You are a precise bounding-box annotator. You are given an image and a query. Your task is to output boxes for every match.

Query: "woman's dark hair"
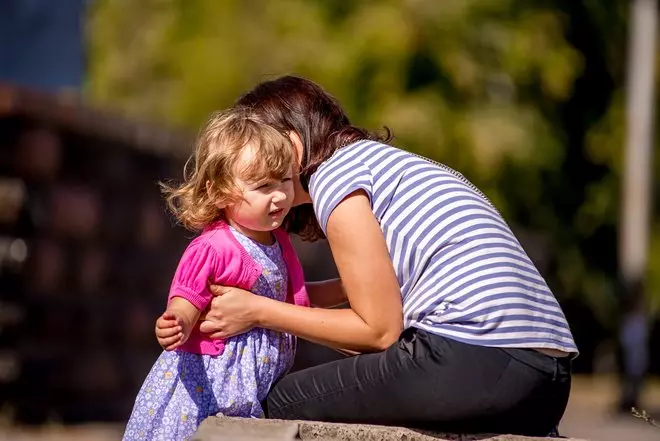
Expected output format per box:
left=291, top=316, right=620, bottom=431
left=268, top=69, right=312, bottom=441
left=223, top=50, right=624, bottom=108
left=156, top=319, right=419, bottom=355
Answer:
left=235, top=75, right=391, bottom=241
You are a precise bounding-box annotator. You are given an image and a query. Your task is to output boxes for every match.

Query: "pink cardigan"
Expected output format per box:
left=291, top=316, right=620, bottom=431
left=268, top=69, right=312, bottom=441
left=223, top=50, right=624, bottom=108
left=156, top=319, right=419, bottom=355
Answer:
left=167, top=220, right=309, bottom=355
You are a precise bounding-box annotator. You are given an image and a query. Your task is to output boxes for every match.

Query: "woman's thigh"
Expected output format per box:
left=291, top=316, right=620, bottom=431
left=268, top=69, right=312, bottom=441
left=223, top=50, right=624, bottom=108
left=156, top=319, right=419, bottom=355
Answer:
left=267, top=328, right=434, bottom=424
left=266, top=328, right=570, bottom=435
left=289, top=339, right=348, bottom=373
left=266, top=328, right=509, bottom=425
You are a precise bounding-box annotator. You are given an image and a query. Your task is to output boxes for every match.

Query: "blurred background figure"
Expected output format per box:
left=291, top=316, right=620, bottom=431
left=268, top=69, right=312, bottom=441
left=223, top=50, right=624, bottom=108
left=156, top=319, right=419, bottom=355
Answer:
left=617, top=0, right=656, bottom=417
left=0, top=1, right=659, bottom=440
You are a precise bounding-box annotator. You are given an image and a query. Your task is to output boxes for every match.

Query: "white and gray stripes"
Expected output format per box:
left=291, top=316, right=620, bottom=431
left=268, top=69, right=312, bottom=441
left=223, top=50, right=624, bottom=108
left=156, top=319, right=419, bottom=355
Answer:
left=309, top=141, right=577, bottom=354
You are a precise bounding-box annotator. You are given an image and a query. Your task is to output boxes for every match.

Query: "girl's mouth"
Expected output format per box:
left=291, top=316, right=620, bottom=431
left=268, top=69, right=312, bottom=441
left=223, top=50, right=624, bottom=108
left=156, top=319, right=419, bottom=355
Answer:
left=269, top=208, right=284, bottom=217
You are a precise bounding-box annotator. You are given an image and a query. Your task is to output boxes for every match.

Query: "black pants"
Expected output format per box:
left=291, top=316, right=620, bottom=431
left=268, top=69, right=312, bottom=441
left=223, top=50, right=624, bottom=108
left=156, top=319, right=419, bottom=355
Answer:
left=265, top=328, right=571, bottom=436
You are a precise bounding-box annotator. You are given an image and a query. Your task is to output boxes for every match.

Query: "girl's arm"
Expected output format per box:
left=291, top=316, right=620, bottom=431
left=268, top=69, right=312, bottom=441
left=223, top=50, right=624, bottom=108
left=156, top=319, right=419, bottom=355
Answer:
left=158, top=297, right=202, bottom=350
left=305, top=278, right=348, bottom=308
left=204, top=190, right=404, bottom=352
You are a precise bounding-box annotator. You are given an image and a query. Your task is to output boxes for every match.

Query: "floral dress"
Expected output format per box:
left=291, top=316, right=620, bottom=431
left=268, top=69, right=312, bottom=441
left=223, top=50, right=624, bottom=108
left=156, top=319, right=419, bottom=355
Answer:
left=122, top=227, right=295, bottom=441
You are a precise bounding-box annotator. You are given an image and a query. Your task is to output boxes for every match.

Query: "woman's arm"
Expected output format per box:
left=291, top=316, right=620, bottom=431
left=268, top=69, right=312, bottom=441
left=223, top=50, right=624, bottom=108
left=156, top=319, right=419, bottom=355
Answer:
left=203, top=190, right=403, bottom=352
left=306, top=278, right=348, bottom=308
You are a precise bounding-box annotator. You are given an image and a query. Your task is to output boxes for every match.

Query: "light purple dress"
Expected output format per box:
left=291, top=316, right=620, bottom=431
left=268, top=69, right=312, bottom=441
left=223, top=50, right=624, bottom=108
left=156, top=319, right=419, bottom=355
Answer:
left=122, top=227, right=296, bottom=441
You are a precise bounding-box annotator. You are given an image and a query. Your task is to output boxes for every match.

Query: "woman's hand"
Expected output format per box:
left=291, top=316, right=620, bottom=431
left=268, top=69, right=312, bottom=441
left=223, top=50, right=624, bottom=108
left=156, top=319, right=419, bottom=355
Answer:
left=198, top=285, right=262, bottom=339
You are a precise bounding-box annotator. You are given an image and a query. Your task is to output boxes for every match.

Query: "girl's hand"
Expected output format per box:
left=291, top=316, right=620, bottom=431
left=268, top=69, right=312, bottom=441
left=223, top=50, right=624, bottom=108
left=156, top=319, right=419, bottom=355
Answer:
left=155, top=311, right=185, bottom=351
left=198, top=285, right=261, bottom=339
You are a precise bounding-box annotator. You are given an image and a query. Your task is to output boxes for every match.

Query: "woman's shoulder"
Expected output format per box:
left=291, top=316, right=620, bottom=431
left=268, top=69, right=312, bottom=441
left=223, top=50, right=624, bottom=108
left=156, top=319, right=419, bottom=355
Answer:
left=312, top=141, right=377, bottom=181
left=330, top=139, right=396, bottom=160
left=317, top=141, right=409, bottom=174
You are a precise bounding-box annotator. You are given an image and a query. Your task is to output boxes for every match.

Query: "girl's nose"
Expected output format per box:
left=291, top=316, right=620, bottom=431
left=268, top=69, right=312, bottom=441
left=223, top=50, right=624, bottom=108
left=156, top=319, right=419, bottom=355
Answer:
left=272, top=190, right=286, bottom=203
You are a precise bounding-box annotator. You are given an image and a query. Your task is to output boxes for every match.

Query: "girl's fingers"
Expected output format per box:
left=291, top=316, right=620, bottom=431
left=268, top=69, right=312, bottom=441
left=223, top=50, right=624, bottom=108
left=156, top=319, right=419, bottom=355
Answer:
left=165, top=341, right=182, bottom=351
left=159, top=334, right=183, bottom=349
left=156, top=317, right=177, bottom=330
left=157, top=320, right=177, bottom=330
left=156, top=325, right=182, bottom=338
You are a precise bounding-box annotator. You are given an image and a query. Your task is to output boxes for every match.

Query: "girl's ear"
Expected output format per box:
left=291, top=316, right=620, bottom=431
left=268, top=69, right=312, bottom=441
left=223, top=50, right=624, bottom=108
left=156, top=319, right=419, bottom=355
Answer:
left=206, top=180, right=227, bottom=209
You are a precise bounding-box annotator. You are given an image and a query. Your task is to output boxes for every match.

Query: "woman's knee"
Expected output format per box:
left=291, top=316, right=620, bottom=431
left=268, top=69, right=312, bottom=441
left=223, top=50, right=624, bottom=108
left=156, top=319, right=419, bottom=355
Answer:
left=264, top=366, right=337, bottom=420
left=263, top=380, right=292, bottom=419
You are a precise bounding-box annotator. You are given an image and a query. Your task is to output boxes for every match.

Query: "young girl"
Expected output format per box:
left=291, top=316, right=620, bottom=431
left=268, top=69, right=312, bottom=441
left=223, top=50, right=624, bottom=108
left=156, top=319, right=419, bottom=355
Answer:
left=122, top=109, right=309, bottom=441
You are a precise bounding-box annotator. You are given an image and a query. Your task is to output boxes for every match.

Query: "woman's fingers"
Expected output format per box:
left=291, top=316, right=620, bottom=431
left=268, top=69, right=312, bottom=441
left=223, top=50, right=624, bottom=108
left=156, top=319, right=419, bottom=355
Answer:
left=209, top=285, right=230, bottom=296
left=208, top=331, right=228, bottom=340
left=198, top=319, right=220, bottom=334
left=198, top=319, right=231, bottom=339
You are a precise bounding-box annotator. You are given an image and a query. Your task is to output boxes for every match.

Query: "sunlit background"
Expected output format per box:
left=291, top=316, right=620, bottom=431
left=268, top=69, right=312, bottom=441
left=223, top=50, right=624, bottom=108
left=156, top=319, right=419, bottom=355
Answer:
left=0, top=1, right=659, bottom=440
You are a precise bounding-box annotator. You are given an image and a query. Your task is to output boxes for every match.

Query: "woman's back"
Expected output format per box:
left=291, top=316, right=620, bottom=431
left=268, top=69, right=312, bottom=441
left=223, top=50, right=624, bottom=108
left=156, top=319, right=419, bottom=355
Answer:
left=309, top=140, right=577, bottom=354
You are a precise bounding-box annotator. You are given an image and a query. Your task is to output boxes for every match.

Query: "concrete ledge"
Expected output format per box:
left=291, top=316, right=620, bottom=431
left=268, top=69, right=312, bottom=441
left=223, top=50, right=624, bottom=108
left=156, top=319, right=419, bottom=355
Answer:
left=193, top=416, right=587, bottom=441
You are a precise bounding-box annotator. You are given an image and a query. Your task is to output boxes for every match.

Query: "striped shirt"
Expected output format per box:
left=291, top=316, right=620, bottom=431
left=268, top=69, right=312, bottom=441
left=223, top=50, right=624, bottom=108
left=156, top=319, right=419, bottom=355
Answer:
left=309, top=140, right=578, bottom=354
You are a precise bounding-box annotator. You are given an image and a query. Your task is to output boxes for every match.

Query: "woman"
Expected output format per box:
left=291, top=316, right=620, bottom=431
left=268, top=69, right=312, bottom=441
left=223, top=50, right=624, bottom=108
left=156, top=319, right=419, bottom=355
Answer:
left=158, top=76, right=577, bottom=436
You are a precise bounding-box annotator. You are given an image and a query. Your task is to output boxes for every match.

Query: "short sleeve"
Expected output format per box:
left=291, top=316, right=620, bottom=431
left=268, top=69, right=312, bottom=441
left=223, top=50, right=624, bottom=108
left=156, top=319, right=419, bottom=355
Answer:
left=309, top=151, right=373, bottom=234
left=168, top=240, right=218, bottom=310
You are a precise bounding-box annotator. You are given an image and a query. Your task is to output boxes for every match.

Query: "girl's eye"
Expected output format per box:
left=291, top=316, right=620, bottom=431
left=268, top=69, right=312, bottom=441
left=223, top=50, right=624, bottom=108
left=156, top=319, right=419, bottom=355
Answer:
left=282, top=177, right=292, bottom=182
left=256, top=183, right=271, bottom=190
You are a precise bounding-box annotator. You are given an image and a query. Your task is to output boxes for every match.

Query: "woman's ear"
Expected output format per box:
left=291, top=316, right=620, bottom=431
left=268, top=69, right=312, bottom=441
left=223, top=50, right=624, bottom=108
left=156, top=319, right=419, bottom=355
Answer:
left=287, top=131, right=304, bottom=165
left=206, top=180, right=227, bottom=209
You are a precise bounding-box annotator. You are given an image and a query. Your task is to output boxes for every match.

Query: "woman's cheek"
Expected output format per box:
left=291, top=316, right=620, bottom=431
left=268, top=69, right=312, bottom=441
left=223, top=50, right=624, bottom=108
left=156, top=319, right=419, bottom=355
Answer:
left=291, top=175, right=307, bottom=206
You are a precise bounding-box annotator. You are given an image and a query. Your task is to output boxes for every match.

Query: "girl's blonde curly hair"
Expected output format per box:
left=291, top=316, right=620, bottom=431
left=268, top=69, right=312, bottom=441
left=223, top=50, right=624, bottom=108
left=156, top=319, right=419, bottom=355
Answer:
left=161, top=108, right=295, bottom=232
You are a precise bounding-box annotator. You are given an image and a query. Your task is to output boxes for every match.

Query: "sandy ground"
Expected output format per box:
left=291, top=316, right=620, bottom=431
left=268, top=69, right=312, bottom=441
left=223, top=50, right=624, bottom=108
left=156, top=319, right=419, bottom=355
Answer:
left=559, top=375, right=660, bottom=441
left=0, top=375, right=657, bottom=441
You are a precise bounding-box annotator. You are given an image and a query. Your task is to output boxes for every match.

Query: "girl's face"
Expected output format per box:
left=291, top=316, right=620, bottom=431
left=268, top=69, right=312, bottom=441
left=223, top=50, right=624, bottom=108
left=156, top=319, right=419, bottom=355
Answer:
left=224, top=146, right=294, bottom=244
left=288, top=132, right=313, bottom=207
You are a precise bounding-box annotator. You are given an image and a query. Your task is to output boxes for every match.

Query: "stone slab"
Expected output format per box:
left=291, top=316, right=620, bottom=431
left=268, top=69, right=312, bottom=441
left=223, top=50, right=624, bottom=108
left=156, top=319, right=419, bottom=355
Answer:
left=193, top=416, right=588, bottom=441
left=193, top=416, right=299, bottom=441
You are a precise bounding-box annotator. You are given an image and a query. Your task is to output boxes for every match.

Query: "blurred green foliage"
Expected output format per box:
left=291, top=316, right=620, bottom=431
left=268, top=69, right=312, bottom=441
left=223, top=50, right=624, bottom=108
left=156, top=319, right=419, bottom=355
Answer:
left=86, top=0, right=659, bottom=337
